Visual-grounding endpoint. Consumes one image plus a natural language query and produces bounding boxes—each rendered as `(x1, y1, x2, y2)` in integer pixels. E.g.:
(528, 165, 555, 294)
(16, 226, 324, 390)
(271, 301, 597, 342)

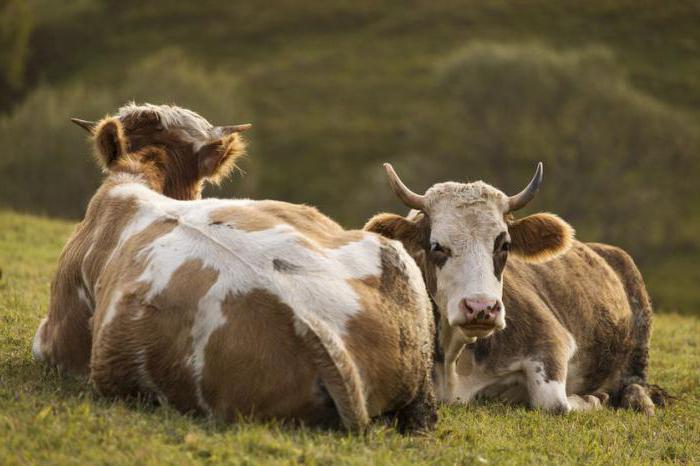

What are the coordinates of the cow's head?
(71, 103, 250, 199)
(365, 163, 574, 339)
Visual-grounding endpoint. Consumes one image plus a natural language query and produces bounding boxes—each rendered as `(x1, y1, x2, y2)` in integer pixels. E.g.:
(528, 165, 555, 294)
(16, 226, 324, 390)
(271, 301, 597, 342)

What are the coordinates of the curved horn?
(216, 124, 252, 137)
(508, 162, 543, 212)
(383, 163, 426, 210)
(70, 118, 97, 133)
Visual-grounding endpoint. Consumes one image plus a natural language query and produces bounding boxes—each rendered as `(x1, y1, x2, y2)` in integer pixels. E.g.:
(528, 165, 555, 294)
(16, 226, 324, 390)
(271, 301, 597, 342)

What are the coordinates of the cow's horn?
(70, 118, 97, 133)
(384, 163, 426, 211)
(216, 124, 252, 136)
(508, 162, 543, 212)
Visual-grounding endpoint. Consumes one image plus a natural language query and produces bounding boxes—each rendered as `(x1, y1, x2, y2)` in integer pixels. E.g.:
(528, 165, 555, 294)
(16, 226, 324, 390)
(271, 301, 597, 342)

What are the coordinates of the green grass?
(1, 210, 699, 465)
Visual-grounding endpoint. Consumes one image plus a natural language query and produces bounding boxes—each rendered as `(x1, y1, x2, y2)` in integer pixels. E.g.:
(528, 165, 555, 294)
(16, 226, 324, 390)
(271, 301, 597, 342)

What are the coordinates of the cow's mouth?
(458, 323, 498, 338)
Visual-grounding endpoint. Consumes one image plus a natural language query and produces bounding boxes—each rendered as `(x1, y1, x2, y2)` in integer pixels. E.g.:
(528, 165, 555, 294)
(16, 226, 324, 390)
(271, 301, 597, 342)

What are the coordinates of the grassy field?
(1, 210, 699, 465)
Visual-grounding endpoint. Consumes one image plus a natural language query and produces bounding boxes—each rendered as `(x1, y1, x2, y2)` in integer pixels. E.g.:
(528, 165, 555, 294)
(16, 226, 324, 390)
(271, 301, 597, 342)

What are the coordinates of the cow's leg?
(395, 373, 438, 433)
(441, 336, 466, 403)
(33, 285, 93, 375)
(437, 318, 475, 403)
(523, 356, 572, 414)
(452, 369, 498, 405)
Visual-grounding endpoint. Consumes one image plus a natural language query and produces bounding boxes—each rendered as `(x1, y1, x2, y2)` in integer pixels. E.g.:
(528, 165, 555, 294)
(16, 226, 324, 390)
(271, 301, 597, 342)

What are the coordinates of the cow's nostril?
(460, 298, 476, 317)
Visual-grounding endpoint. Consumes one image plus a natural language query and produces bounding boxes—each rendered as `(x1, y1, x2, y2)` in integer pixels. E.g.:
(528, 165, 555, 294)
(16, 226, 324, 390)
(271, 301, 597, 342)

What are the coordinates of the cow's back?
(90, 195, 433, 426)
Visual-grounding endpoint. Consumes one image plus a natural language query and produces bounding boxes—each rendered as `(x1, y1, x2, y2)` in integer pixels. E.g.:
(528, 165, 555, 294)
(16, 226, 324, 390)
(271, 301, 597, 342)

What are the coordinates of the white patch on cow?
(100, 289, 124, 330)
(77, 286, 92, 309)
(100, 183, 385, 413)
(189, 294, 227, 414)
(32, 318, 48, 361)
(80, 242, 95, 305)
(523, 358, 571, 413)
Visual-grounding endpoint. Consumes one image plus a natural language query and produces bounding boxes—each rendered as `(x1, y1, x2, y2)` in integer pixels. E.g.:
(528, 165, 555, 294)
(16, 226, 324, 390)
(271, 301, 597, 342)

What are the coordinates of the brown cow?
(33, 106, 436, 431)
(33, 103, 251, 375)
(366, 163, 668, 415)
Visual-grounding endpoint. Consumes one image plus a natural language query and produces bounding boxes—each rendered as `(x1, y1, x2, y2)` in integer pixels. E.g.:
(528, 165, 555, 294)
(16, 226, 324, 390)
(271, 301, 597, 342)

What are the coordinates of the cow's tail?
(295, 314, 369, 431)
(588, 243, 672, 415)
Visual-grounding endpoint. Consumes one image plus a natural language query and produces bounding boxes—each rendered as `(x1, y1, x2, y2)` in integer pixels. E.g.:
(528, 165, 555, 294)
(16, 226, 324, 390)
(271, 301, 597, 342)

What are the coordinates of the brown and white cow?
(33, 103, 251, 375)
(365, 163, 668, 415)
(33, 105, 436, 431)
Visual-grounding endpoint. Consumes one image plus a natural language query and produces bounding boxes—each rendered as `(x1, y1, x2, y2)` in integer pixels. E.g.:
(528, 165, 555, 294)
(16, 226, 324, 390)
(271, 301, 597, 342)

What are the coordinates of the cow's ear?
(197, 133, 247, 183)
(93, 117, 128, 169)
(364, 212, 428, 251)
(508, 213, 574, 263)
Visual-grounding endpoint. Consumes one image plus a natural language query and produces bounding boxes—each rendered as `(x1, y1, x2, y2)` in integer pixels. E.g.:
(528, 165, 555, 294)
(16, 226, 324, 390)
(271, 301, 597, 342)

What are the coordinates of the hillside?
(1, 0, 699, 312)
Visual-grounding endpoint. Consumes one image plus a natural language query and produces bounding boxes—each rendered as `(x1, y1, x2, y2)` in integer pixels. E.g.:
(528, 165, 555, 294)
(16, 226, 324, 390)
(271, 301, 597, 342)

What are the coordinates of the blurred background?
(0, 0, 698, 313)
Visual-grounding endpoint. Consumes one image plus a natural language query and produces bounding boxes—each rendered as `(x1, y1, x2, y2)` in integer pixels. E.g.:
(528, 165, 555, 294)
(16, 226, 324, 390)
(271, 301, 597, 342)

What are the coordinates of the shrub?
(0, 48, 251, 218)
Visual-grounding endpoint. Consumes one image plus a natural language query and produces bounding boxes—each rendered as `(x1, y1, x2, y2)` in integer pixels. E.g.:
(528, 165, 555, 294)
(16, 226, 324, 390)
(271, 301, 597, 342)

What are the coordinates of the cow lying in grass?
(34, 103, 251, 375)
(33, 104, 436, 431)
(366, 163, 668, 415)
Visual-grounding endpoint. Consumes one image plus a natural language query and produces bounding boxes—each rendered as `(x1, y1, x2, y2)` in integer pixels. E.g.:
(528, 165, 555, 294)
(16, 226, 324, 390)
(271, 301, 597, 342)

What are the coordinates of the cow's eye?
(494, 232, 510, 255)
(430, 242, 445, 253)
(429, 241, 450, 266)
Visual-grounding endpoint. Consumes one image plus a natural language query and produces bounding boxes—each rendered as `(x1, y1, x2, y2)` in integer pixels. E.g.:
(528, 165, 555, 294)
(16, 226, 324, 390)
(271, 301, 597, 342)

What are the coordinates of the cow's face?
(424, 185, 511, 337)
(71, 103, 250, 199)
(365, 163, 574, 339)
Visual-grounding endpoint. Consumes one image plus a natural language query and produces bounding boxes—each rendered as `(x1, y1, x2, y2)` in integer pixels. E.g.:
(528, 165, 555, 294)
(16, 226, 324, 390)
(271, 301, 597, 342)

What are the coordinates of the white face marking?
(32, 318, 48, 361)
(424, 182, 509, 336)
(101, 182, 388, 413)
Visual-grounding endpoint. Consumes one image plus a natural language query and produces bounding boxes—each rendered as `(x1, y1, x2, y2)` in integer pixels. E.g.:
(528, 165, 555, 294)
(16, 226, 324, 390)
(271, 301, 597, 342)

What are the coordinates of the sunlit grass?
(1, 211, 698, 464)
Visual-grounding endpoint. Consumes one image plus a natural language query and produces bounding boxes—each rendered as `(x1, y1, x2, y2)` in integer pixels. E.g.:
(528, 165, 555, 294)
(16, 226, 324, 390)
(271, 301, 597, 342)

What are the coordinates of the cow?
(33, 105, 436, 432)
(365, 162, 668, 415)
(33, 103, 251, 375)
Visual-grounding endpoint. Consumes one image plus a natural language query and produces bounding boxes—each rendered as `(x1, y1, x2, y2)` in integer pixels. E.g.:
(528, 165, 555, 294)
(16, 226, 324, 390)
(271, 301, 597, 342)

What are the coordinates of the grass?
(0, 210, 699, 465)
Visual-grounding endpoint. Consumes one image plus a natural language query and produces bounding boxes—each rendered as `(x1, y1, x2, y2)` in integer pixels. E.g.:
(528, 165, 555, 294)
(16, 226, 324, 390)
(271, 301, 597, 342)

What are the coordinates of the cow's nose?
(460, 298, 501, 323)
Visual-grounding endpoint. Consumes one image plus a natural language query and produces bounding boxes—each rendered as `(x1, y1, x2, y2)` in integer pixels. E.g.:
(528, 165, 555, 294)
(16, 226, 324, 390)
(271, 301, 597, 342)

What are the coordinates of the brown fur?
(587, 242, 672, 413)
(94, 114, 246, 200)
(93, 117, 128, 168)
(201, 289, 340, 425)
(211, 201, 364, 250)
(477, 242, 632, 386)
(508, 213, 574, 263)
(344, 242, 436, 422)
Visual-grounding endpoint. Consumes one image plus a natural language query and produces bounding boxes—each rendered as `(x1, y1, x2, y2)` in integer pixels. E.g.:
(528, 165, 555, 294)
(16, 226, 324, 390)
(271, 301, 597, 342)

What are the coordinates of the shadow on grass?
(6, 357, 362, 437)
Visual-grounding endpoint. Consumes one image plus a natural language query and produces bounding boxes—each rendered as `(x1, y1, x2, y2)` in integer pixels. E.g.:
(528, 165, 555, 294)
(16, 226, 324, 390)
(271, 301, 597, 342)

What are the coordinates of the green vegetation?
(1, 210, 699, 464)
(0, 0, 698, 313)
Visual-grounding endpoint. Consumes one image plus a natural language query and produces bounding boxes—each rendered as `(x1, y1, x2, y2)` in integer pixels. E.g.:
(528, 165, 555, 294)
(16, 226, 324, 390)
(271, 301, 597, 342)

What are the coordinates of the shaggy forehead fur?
(424, 181, 509, 212)
(117, 102, 215, 142)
